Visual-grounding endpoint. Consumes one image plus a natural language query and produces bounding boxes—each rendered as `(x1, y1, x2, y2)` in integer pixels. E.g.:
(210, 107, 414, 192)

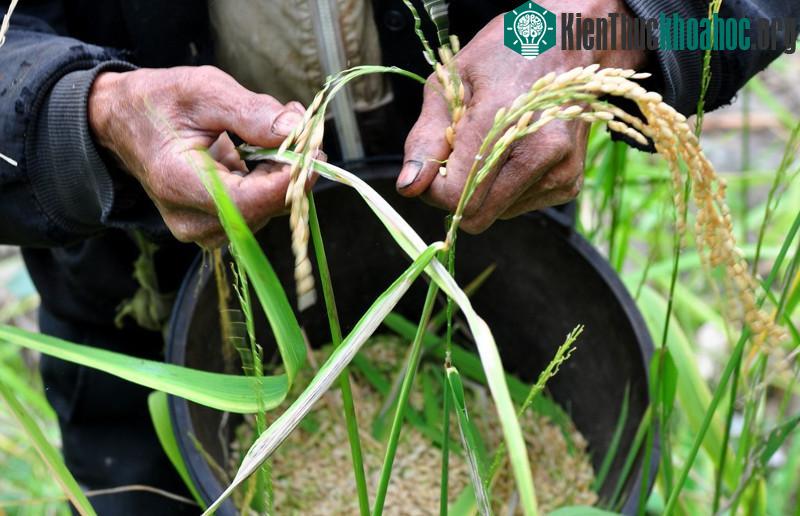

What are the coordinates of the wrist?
(88, 71, 125, 152)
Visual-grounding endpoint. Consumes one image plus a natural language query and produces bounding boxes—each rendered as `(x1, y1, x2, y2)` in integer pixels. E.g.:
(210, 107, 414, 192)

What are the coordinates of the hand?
(397, 0, 647, 233)
(88, 65, 307, 247)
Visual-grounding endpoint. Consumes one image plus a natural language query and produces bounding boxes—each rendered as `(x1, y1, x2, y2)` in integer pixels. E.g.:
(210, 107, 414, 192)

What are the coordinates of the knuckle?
(539, 164, 579, 192)
(567, 175, 584, 198)
(166, 217, 195, 243)
(461, 215, 492, 235)
(196, 65, 225, 80)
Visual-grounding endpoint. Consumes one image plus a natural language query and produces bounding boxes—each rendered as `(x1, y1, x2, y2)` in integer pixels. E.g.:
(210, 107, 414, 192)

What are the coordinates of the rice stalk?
(308, 193, 371, 516)
(457, 326, 584, 514)
(276, 66, 426, 311)
(230, 263, 271, 514)
(694, 0, 724, 136)
(454, 65, 785, 350)
(398, 0, 464, 156)
(663, 208, 800, 514)
(373, 282, 440, 515)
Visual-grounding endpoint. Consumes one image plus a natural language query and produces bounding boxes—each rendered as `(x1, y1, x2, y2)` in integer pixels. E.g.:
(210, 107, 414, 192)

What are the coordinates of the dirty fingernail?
(271, 111, 302, 137)
(397, 160, 423, 189)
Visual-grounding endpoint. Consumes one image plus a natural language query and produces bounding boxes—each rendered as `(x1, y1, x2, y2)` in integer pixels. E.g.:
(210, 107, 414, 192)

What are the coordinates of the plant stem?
(639, 171, 691, 514)
(713, 351, 740, 513)
(440, 241, 456, 516)
(308, 194, 371, 516)
(663, 209, 800, 514)
(373, 282, 440, 516)
(610, 406, 653, 511)
(439, 375, 451, 516)
(740, 87, 751, 244)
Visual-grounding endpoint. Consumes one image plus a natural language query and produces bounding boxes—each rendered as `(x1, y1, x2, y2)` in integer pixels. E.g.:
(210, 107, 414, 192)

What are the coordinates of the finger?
(208, 131, 247, 172)
(191, 67, 304, 147)
(169, 159, 286, 238)
(161, 208, 225, 246)
(425, 91, 509, 215)
(498, 177, 583, 221)
(397, 75, 455, 197)
(219, 161, 293, 225)
(496, 150, 586, 222)
(457, 123, 575, 233)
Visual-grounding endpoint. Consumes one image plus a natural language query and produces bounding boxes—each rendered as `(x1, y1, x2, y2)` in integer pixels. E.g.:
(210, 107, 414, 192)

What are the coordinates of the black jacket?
(0, 0, 798, 339)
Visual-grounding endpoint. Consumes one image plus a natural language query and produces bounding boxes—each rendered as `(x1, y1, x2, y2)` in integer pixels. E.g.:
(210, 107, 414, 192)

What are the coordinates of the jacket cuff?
(27, 60, 137, 236)
(623, 0, 720, 117)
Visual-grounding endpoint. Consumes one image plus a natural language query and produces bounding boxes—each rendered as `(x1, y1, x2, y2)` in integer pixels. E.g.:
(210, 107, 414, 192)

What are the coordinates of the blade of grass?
(308, 193, 370, 516)
(446, 365, 491, 515)
(440, 373, 453, 516)
(230, 267, 270, 514)
(454, 326, 583, 515)
(593, 384, 630, 492)
(0, 326, 287, 413)
(147, 391, 205, 508)
(441, 242, 458, 516)
(373, 282, 440, 515)
(0, 378, 95, 515)
(609, 406, 652, 511)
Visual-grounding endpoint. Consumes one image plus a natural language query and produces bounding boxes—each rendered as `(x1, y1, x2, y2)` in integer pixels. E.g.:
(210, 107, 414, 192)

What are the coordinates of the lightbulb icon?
(513, 10, 547, 58)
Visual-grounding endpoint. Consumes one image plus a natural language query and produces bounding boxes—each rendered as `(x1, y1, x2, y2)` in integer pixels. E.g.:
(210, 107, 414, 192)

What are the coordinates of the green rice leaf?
(0, 377, 95, 515)
(446, 365, 491, 515)
(760, 413, 800, 467)
(243, 148, 539, 515)
(202, 243, 443, 516)
(147, 391, 204, 508)
(200, 155, 306, 386)
(651, 350, 678, 422)
(0, 325, 287, 414)
(592, 385, 630, 492)
(631, 285, 729, 465)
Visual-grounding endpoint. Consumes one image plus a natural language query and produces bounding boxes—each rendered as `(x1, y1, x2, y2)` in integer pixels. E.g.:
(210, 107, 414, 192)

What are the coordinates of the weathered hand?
(397, 1, 646, 233)
(88, 65, 306, 247)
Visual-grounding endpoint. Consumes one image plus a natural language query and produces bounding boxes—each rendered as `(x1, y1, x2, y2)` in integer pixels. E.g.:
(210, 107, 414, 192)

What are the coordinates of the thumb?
(397, 79, 452, 197)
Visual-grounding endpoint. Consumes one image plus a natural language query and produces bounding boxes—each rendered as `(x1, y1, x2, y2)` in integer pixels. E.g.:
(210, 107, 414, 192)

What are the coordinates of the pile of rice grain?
(229, 335, 597, 514)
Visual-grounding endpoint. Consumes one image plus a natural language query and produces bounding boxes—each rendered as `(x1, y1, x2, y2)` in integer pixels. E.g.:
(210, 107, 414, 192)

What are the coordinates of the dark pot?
(166, 159, 655, 515)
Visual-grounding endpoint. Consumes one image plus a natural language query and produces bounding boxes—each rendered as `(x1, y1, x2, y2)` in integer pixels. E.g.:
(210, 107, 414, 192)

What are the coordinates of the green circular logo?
(504, 2, 557, 59)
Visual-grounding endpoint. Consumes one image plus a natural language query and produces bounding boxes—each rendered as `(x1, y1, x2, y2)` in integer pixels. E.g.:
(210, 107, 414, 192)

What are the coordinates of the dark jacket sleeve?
(0, 10, 157, 247)
(624, 0, 800, 116)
